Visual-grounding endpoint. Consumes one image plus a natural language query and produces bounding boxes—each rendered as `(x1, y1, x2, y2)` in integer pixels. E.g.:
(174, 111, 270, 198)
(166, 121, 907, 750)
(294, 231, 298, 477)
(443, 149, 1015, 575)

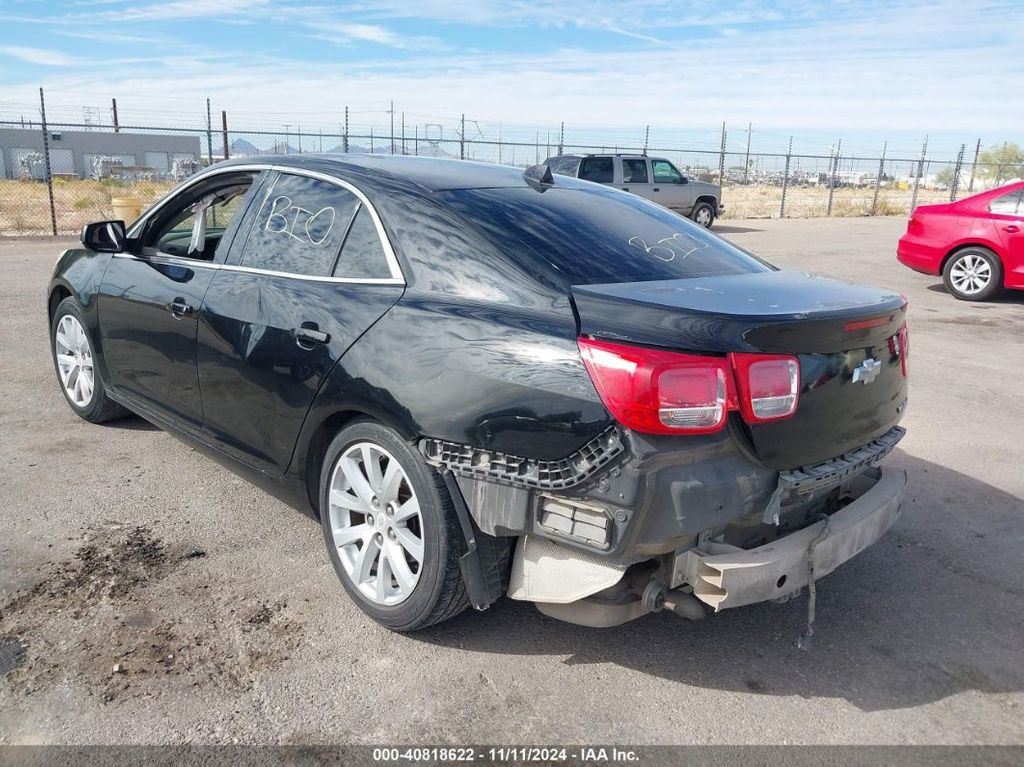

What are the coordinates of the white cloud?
(321, 22, 404, 46)
(88, 0, 271, 22)
(0, 46, 79, 67)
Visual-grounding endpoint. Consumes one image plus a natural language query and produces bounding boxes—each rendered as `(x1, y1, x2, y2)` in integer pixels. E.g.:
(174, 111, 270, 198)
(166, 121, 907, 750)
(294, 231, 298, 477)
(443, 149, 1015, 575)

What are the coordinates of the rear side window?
(332, 207, 391, 279)
(622, 159, 648, 184)
(240, 173, 359, 275)
(989, 190, 1022, 215)
(546, 157, 581, 177)
(441, 186, 769, 285)
(579, 157, 614, 184)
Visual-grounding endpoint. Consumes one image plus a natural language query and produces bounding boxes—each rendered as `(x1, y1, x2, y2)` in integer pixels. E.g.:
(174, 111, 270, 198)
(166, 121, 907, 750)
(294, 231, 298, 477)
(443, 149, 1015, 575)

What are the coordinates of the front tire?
(691, 201, 716, 228)
(319, 420, 470, 631)
(50, 297, 129, 423)
(942, 247, 1003, 301)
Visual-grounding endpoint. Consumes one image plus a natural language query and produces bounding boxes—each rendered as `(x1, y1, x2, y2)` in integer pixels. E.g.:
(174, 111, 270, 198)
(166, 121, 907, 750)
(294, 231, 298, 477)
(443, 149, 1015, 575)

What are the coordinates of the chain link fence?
(2, 115, 1021, 236)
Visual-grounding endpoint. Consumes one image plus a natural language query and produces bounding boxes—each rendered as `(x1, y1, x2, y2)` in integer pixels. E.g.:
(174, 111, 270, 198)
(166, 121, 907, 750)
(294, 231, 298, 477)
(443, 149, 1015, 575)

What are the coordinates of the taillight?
(577, 337, 801, 435)
(730, 354, 800, 422)
(577, 338, 732, 435)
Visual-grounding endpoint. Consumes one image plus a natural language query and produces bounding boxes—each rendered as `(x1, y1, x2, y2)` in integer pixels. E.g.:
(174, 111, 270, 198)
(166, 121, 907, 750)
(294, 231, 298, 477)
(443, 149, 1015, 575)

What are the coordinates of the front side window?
(652, 160, 683, 184)
(622, 159, 649, 184)
(240, 173, 360, 276)
(579, 157, 614, 184)
(989, 190, 1022, 216)
(143, 175, 255, 260)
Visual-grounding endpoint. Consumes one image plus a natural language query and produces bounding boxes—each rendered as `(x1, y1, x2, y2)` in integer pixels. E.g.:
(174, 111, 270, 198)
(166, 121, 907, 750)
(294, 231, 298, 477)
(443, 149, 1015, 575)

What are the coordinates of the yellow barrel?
(111, 197, 143, 223)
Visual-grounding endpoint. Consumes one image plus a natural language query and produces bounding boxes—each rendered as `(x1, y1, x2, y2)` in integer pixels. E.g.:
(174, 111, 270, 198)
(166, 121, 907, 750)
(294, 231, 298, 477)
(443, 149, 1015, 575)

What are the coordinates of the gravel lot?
(1, 217, 1022, 746)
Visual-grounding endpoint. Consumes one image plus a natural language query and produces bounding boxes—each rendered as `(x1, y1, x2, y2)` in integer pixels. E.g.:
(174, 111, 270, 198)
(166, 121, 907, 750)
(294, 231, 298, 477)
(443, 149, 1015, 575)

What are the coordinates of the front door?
(197, 171, 405, 474)
(989, 188, 1024, 287)
(97, 171, 261, 431)
(651, 159, 694, 214)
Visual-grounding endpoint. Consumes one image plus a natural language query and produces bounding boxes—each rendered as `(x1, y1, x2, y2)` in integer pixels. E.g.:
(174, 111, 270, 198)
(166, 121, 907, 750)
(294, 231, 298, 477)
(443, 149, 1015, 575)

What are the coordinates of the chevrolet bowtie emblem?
(851, 358, 882, 384)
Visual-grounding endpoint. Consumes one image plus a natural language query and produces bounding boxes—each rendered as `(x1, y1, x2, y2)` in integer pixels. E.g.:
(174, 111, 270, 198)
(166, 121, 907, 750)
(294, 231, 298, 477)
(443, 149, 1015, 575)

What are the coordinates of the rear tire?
(691, 201, 716, 228)
(50, 297, 129, 423)
(942, 247, 1003, 301)
(319, 420, 470, 631)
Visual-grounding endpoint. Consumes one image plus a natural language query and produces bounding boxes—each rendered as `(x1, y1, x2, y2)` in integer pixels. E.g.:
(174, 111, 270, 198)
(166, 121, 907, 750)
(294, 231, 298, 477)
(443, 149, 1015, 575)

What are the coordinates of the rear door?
(197, 170, 405, 475)
(651, 159, 694, 213)
(620, 157, 656, 202)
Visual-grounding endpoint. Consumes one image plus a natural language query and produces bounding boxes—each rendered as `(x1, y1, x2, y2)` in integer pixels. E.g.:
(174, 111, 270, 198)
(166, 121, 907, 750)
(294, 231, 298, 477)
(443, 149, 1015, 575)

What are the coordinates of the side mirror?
(679, 176, 689, 185)
(81, 220, 126, 253)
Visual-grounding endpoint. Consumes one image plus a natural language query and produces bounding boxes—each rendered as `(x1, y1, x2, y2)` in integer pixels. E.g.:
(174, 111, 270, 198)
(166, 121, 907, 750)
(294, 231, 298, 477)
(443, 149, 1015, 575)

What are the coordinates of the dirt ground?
(1, 217, 1022, 745)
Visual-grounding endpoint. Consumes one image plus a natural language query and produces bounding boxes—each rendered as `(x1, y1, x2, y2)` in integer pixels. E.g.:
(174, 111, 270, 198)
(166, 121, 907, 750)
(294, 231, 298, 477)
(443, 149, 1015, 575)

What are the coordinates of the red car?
(897, 181, 1024, 301)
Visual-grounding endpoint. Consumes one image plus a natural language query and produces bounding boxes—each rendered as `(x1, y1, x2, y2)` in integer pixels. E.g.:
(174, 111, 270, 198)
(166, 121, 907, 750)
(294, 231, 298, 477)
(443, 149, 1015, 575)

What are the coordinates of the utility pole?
(718, 122, 727, 186)
(111, 98, 120, 133)
(968, 138, 981, 192)
(743, 122, 752, 184)
(827, 139, 842, 216)
(910, 135, 928, 212)
(221, 110, 229, 159)
(950, 143, 966, 201)
(205, 98, 214, 166)
(39, 87, 57, 236)
(284, 124, 290, 154)
(460, 114, 466, 160)
(343, 107, 349, 153)
(558, 121, 564, 155)
(871, 141, 887, 216)
(779, 136, 793, 218)
(643, 124, 649, 156)
(389, 100, 395, 155)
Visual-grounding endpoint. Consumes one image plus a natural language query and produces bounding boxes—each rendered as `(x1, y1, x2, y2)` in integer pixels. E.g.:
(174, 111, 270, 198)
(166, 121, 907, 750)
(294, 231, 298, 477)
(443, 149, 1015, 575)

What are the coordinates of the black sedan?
(49, 155, 908, 631)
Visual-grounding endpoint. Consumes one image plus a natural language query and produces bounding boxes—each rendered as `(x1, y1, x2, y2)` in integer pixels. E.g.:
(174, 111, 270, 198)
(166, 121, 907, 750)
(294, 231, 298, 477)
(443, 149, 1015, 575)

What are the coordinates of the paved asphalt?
(1, 217, 1022, 745)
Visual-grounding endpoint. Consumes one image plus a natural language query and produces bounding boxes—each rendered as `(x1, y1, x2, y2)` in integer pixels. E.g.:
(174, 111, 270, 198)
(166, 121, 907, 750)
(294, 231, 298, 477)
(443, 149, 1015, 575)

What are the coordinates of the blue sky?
(0, 0, 1021, 158)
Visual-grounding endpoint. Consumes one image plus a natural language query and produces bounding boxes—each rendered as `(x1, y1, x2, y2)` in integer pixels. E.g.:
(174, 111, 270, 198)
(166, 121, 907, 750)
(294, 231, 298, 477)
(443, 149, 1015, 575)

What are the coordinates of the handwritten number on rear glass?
(628, 232, 707, 262)
(265, 195, 336, 246)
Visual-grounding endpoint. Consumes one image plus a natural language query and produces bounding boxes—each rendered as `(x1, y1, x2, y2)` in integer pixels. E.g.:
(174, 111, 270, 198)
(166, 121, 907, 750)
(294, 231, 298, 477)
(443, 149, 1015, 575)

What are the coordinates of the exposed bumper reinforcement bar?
(762, 425, 906, 524)
(675, 467, 907, 611)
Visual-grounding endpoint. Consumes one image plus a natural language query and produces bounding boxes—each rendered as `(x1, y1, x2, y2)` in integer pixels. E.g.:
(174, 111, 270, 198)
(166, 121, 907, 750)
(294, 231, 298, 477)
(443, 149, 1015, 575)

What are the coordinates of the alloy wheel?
(695, 207, 713, 227)
(54, 315, 95, 407)
(327, 442, 424, 606)
(949, 254, 991, 295)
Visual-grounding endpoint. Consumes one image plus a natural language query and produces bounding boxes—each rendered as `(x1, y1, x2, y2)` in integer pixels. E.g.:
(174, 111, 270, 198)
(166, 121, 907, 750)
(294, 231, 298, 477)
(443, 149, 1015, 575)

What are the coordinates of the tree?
(934, 166, 955, 189)
(977, 142, 1024, 183)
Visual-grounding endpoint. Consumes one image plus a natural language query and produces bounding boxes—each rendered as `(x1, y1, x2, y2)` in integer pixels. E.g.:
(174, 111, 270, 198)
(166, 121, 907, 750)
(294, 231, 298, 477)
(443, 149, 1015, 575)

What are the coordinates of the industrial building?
(0, 126, 201, 180)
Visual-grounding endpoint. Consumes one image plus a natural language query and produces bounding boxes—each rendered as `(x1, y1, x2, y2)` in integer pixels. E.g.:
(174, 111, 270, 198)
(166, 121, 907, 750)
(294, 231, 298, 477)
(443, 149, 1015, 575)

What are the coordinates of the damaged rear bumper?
(673, 466, 907, 611)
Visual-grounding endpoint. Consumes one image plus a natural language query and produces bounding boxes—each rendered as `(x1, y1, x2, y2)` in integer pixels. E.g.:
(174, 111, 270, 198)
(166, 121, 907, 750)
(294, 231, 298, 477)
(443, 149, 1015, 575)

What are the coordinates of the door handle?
(169, 300, 193, 318)
(292, 325, 330, 348)
(1004, 224, 1020, 233)
(653, 187, 660, 192)
(621, 187, 629, 191)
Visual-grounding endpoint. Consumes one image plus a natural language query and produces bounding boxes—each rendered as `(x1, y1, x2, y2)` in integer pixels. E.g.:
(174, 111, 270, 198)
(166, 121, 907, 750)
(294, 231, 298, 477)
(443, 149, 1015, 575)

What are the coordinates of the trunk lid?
(572, 271, 908, 469)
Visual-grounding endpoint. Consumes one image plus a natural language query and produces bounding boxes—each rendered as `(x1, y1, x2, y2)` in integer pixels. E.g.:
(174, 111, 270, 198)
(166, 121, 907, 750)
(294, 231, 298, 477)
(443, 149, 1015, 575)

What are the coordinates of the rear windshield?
(439, 186, 770, 284)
